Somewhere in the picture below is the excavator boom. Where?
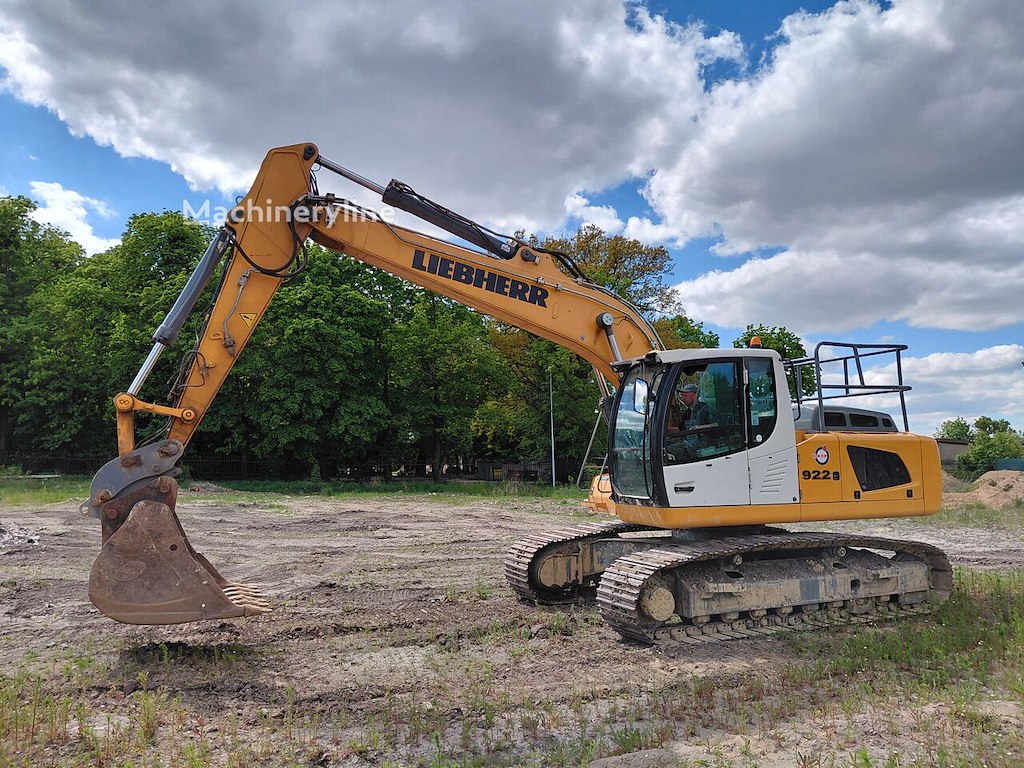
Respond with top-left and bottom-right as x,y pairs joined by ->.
85,143 -> 662,624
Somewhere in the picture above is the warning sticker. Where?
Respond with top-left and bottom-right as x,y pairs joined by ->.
239,313 -> 257,328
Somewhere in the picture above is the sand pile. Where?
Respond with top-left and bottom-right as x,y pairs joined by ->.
944,469 -> 1024,508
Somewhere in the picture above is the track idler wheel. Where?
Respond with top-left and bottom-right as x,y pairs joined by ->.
89,499 -> 269,624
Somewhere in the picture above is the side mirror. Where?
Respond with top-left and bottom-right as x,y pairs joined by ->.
633,379 -> 649,415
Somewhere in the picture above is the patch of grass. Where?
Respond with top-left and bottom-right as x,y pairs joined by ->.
134,676 -> 163,745
0,475 -> 90,505
0,474 -> 588,508
438,577 -> 503,604
944,476 -> 977,494
214,477 -> 588,501
918,501 -> 1024,530
608,723 -> 670,754
0,670 -> 182,766
795,570 -> 1024,688
772,569 -> 1024,765
187,494 -> 292,512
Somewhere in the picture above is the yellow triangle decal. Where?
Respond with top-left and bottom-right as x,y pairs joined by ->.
239,313 -> 257,328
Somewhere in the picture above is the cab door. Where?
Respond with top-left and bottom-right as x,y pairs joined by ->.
661,359 -> 749,507
609,363 -> 655,501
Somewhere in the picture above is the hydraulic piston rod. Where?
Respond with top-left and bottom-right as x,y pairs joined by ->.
125,227 -> 233,397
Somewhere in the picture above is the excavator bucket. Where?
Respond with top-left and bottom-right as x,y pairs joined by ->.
89,499 -> 269,624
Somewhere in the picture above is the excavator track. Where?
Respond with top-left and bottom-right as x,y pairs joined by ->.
596,531 -> 953,645
504,520 -> 653,603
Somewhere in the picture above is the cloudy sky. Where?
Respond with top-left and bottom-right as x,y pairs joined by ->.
1,0 -> 1021,437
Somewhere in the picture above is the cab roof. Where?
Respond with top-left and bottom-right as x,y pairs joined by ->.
612,346 -> 781,372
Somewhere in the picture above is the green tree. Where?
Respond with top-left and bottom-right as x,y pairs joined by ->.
343,262 -> 424,476
654,314 -> 720,349
956,430 -> 1024,479
973,416 -> 1014,437
0,196 -> 83,453
473,328 -> 604,477
935,416 -> 972,442
535,344 -> 606,476
471,325 -> 538,462
732,323 -> 806,359
15,212 -> 216,456
946,415 -> 1024,479
541,224 -> 677,312
389,293 -> 509,481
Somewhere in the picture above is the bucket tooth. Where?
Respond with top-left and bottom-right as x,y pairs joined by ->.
89,499 -> 269,625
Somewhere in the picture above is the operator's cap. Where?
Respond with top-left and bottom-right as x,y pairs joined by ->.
681,384 -> 699,393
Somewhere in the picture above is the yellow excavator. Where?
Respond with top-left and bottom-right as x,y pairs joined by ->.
83,143 -> 951,643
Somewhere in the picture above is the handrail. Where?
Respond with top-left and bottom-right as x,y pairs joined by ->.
786,342 -> 911,431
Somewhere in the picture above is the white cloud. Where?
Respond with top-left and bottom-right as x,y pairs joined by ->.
905,345 -> 1024,436
1,0 -> 1021,341
27,181 -> 120,255
564,193 -> 624,234
0,1 -> 740,236
647,0 -> 1024,334
676,248 -> 1024,333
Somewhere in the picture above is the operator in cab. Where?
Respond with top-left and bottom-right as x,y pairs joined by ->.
668,383 -> 715,433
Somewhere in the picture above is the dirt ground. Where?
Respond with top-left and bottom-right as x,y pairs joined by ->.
2,477 -> 1023,767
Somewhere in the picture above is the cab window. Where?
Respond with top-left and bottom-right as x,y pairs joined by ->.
611,365 -> 653,498
747,358 -> 777,447
664,361 -> 744,465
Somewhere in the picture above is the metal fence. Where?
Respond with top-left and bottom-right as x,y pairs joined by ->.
1,452 -> 106,477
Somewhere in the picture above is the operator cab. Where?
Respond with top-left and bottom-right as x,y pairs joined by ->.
606,341 -> 916,514
608,347 -> 799,510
